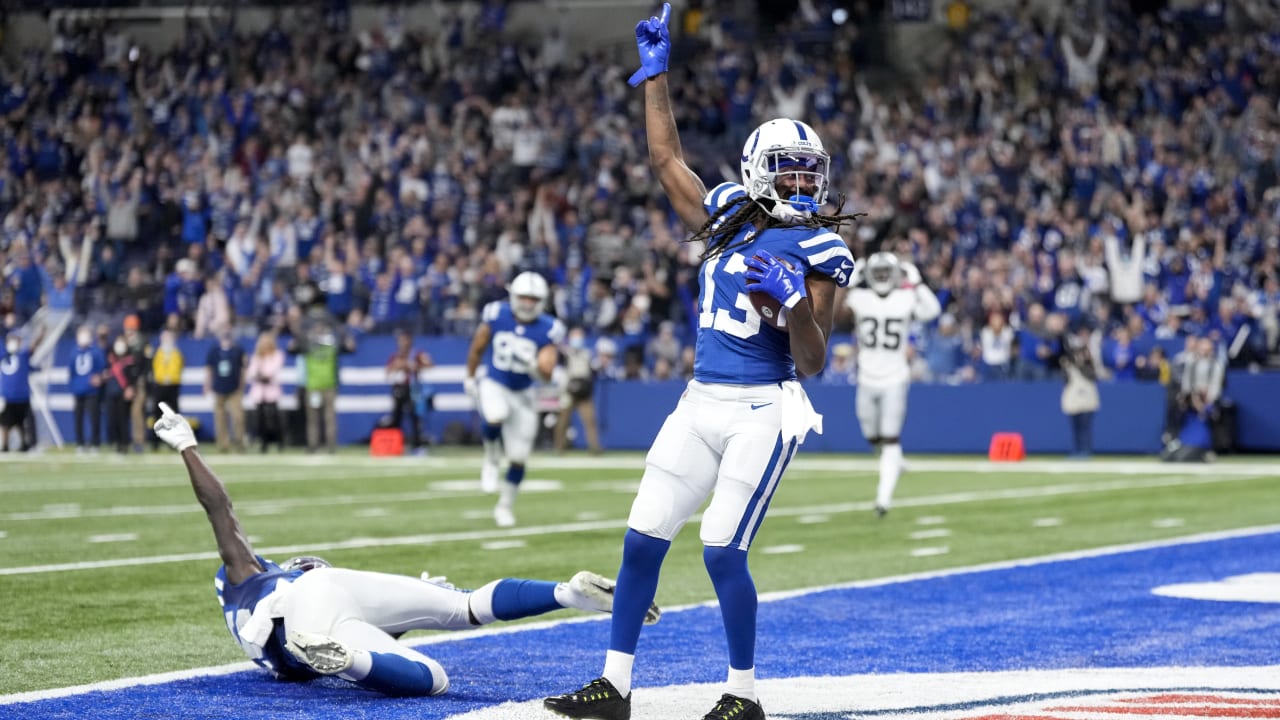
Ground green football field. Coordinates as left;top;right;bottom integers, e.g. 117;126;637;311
1;449;1277;695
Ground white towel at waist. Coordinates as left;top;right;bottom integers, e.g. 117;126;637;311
780;380;823;445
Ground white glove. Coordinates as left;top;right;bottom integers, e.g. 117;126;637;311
419;571;457;591
464;376;478;400
902;261;922;287
154;402;198;452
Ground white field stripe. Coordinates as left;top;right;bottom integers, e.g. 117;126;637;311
4;524;1279;707
910;546;950;557
0;472;1270;576
0;466;467;494
910;529;952;540
4;489;486;522
86;533;138;544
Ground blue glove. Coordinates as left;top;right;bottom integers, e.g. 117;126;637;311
628;2;672;87
745;250;807;309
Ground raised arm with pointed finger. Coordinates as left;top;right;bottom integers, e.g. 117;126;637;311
630;3;711;232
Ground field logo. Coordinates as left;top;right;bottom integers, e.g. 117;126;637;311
445;667;1280;720
1152;572;1280;604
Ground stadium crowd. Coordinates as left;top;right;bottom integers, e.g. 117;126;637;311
2;0;1279;390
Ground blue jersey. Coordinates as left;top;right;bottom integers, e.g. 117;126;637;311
215;558;313;680
481;301;565;391
694;182;855;385
1;348;34;402
70;346;106;396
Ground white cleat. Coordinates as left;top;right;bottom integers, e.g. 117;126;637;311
567;571;662;625
284;631;355;675
493;504;516;528
480;463;500;494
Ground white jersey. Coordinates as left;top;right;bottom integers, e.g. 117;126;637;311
845;285;941;386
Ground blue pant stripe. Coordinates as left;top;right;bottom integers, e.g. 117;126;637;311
729;435;784;549
747;438;798;547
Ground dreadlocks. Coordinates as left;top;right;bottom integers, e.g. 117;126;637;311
688;195;866;261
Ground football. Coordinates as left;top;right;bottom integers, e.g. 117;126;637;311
745;256;814;332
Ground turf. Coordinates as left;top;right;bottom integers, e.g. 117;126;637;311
0;450;1276;694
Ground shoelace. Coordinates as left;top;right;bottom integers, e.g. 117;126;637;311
709;696;746;718
572;679;615;702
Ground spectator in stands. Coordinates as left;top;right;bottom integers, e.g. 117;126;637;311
922;314;969;384
821;343;857;385
385;329;433;452
978;312;1014;380
554;326;601;454
194;271;232;341
5;249;42;322
205;330;247;453
1101;327;1138;381
246;331;286;453
69;325;106;452
104;334;141;455
1;328;41;452
594;338;621;381
1135;345;1169;384
151;330;184;450
1014;304;1059;381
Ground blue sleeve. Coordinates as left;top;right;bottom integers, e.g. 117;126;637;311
703;182;747;215
796;230;856;287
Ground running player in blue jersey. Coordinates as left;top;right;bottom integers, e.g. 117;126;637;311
151;403;657;697
545;5;858;720
464;271;565;528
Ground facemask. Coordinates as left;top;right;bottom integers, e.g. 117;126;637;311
5;340;18;354
77;332;92;347
161;337;175;350
569;336;585;349
114;341;127;355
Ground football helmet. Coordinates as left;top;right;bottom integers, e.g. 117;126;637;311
865;252;901;296
740;118;831;221
509;271;549;322
280;555;333;573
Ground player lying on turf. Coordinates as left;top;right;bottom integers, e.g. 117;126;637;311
153;402;659;697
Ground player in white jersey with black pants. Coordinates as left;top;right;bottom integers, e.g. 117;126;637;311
845;252;941;516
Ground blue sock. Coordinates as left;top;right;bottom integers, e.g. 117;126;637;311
490;578;562;620
609;529;670;655
506;463;525;485
358;652;438;697
481;423;502;441
704;545;756;671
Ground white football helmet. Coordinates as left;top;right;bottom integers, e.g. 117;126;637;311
280;555;332;573
740;118;831;221
865;252;901;296
509;271;549;322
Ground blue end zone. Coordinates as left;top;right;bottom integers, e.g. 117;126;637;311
6;532;1279;720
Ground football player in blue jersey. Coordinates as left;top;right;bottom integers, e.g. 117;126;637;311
151;403;658;698
464;271;565;528
545;5;858;720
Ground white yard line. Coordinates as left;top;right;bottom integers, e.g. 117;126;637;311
0;472;1269;576
3;488;480;522
4;523;1278;706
